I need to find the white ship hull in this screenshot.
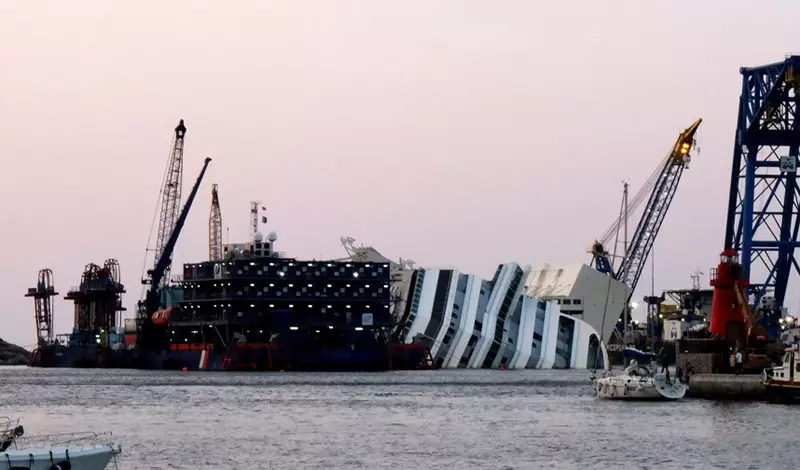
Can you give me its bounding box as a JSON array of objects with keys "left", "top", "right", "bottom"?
[
  {"left": 0, "top": 444, "right": 121, "bottom": 470},
  {"left": 396, "top": 264, "right": 609, "bottom": 370}
]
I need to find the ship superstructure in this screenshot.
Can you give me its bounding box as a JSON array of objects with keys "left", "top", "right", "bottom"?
[{"left": 161, "top": 231, "right": 414, "bottom": 370}]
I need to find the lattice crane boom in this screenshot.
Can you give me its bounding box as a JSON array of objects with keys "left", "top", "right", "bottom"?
[
  {"left": 615, "top": 118, "right": 702, "bottom": 299},
  {"left": 209, "top": 183, "right": 222, "bottom": 261},
  {"left": 597, "top": 153, "right": 672, "bottom": 248},
  {"left": 154, "top": 119, "right": 187, "bottom": 287}
]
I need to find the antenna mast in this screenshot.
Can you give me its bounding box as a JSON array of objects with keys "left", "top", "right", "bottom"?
[{"left": 250, "top": 201, "right": 266, "bottom": 236}]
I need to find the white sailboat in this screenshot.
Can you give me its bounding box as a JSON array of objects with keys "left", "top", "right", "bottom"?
[
  {"left": 588, "top": 180, "right": 688, "bottom": 401},
  {"left": 0, "top": 417, "right": 121, "bottom": 470},
  {"left": 594, "top": 348, "right": 687, "bottom": 400}
]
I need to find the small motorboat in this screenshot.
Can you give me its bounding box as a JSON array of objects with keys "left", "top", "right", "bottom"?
[
  {"left": 593, "top": 347, "right": 688, "bottom": 400},
  {"left": 762, "top": 343, "right": 800, "bottom": 403},
  {"left": 0, "top": 417, "right": 121, "bottom": 470}
]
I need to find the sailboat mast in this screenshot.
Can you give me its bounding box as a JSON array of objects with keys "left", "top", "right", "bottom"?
[
  {"left": 651, "top": 243, "right": 656, "bottom": 351},
  {"left": 623, "top": 182, "right": 629, "bottom": 335}
]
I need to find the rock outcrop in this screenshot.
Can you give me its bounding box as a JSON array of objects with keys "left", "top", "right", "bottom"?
[{"left": 0, "top": 338, "right": 32, "bottom": 366}]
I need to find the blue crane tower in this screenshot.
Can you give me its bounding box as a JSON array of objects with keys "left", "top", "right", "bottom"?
[{"left": 724, "top": 55, "right": 800, "bottom": 337}]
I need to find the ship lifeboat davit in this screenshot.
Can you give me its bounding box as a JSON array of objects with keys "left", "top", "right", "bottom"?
[{"left": 152, "top": 308, "right": 173, "bottom": 326}]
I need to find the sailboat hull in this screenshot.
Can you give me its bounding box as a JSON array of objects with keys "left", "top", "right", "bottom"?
[{"left": 595, "top": 372, "right": 688, "bottom": 400}]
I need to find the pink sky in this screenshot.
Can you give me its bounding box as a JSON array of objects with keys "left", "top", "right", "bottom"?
[{"left": 2, "top": 0, "right": 799, "bottom": 347}]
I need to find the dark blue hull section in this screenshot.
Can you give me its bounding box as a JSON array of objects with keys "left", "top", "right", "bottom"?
[{"left": 32, "top": 343, "right": 429, "bottom": 371}]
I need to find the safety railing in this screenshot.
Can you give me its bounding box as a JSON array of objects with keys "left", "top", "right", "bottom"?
[{"left": 10, "top": 431, "right": 115, "bottom": 450}]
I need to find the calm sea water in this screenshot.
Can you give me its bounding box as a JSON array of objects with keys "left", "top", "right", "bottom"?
[{"left": 0, "top": 366, "right": 795, "bottom": 469}]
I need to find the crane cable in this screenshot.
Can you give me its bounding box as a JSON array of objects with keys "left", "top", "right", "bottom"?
[
  {"left": 139, "top": 131, "right": 179, "bottom": 300},
  {"left": 598, "top": 150, "right": 672, "bottom": 247}
]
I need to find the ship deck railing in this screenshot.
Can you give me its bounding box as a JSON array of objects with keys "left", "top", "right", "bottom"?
[
  {"left": 0, "top": 417, "right": 19, "bottom": 434},
  {"left": 9, "top": 431, "right": 115, "bottom": 450}
]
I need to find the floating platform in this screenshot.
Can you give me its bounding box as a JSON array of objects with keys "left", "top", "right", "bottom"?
[{"left": 687, "top": 374, "right": 766, "bottom": 401}]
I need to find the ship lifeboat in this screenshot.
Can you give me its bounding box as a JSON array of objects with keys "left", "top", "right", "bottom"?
[{"left": 151, "top": 308, "right": 173, "bottom": 326}]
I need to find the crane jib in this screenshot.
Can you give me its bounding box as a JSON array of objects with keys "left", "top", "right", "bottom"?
[
  {"left": 613, "top": 118, "right": 702, "bottom": 304},
  {"left": 146, "top": 157, "right": 212, "bottom": 314}
]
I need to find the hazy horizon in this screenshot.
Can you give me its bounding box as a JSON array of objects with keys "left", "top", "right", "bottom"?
[{"left": 3, "top": 0, "right": 800, "bottom": 347}]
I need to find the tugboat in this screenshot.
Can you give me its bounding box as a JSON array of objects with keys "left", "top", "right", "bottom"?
[
  {"left": 762, "top": 344, "right": 800, "bottom": 403},
  {"left": 594, "top": 347, "right": 688, "bottom": 400}
]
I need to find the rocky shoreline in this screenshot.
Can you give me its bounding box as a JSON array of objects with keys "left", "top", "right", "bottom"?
[{"left": 0, "top": 338, "right": 32, "bottom": 366}]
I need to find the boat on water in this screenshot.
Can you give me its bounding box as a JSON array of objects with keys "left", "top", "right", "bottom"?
[
  {"left": 31, "top": 233, "right": 433, "bottom": 372},
  {"left": 29, "top": 227, "right": 613, "bottom": 372},
  {"left": 0, "top": 417, "right": 121, "bottom": 470},
  {"left": 594, "top": 348, "right": 688, "bottom": 400},
  {"left": 762, "top": 343, "right": 800, "bottom": 403}
]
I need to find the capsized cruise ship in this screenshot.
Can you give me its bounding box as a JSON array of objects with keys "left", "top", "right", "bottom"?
[{"left": 341, "top": 238, "right": 631, "bottom": 370}]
